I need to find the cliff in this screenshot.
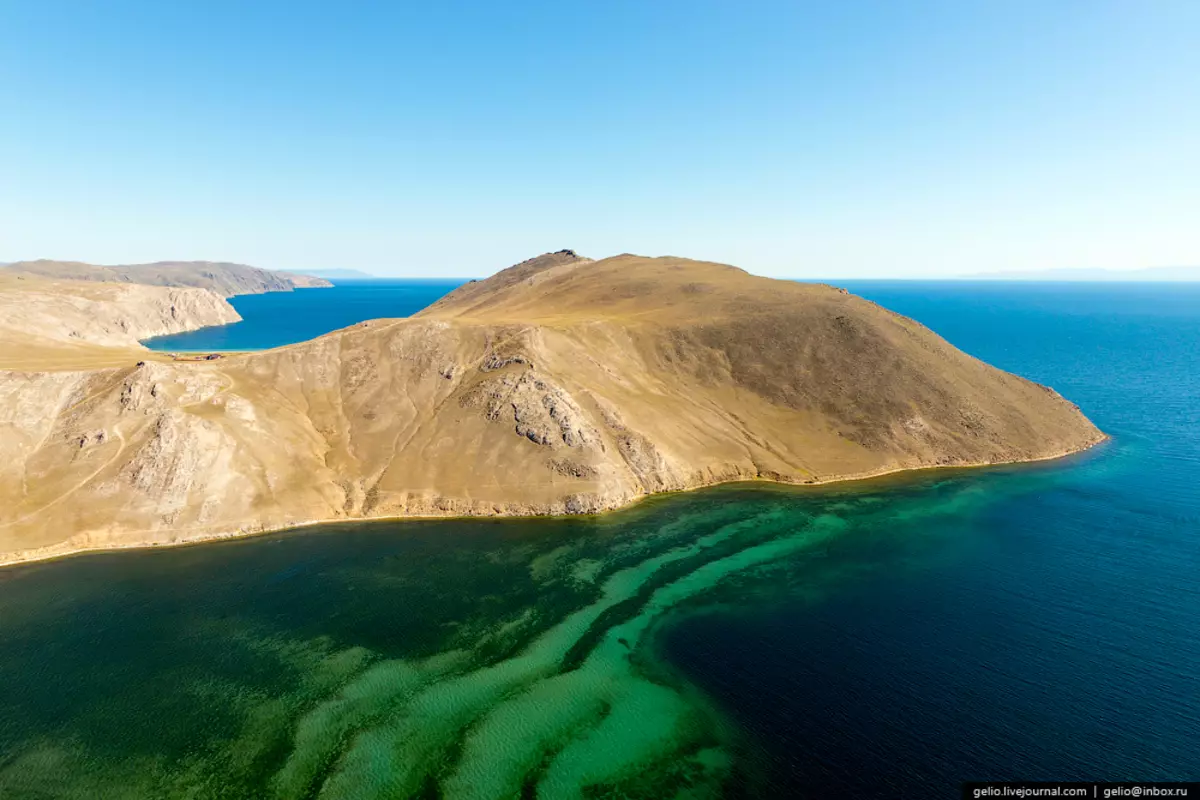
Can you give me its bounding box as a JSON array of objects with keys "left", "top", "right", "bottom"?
[
  {"left": 0, "top": 252, "right": 1104, "bottom": 565},
  {"left": 0, "top": 273, "right": 241, "bottom": 370}
]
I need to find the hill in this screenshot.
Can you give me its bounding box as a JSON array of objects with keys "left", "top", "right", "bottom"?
[
  {"left": 0, "top": 251, "right": 1103, "bottom": 565},
  {"left": 4, "top": 259, "right": 331, "bottom": 296},
  {"left": 0, "top": 272, "right": 239, "bottom": 370}
]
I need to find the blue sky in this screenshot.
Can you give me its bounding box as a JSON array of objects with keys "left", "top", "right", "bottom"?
[{"left": 2, "top": 1, "right": 1197, "bottom": 278}]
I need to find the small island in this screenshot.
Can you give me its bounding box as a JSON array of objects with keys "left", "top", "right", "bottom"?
[{"left": 0, "top": 251, "right": 1104, "bottom": 566}]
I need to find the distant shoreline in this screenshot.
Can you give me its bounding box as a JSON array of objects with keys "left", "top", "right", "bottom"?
[{"left": 137, "top": 277, "right": 469, "bottom": 353}]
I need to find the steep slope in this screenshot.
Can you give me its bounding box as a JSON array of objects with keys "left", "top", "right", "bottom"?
[
  {"left": 421, "top": 249, "right": 590, "bottom": 314},
  {"left": 0, "top": 273, "right": 240, "bottom": 370},
  {"left": 419, "top": 253, "right": 1102, "bottom": 469},
  {"left": 0, "top": 252, "right": 1104, "bottom": 565},
  {"left": 5, "top": 259, "right": 331, "bottom": 296}
]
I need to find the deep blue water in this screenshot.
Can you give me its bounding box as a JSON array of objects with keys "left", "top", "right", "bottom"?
[
  {"left": 0, "top": 281, "right": 1197, "bottom": 797},
  {"left": 662, "top": 281, "right": 1200, "bottom": 796},
  {"left": 141, "top": 279, "right": 467, "bottom": 352}
]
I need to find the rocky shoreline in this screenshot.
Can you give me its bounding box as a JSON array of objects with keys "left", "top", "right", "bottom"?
[{"left": 0, "top": 433, "right": 1107, "bottom": 570}]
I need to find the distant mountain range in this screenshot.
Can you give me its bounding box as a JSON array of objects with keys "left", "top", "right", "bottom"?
[
  {"left": 965, "top": 266, "right": 1200, "bottom": 282},
  {"left": 279, "top": 267, "right": 377, "bottom": 280}
]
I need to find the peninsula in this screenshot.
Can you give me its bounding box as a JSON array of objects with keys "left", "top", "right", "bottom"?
[
  {"left": 4, "top": 259, "right": 332, "bottom": 296},
  {"left": 0, "top": 251, "right": 1104, "bottom": 565}
]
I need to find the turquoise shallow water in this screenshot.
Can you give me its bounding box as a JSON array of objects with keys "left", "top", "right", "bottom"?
[
  {"left": 141, "top": 279, "right": 467, "bottom": 352},
  {"left": 1, "top": 281, "right": 1197, "bottom": 798}
]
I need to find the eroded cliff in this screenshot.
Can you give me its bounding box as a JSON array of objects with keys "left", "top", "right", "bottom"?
[{"left": 0, "top": 273, "right": 242, "bottom": 372}]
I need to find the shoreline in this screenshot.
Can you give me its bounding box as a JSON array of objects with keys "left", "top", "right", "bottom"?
[
  {"left": 0, "top": 434, "right": 1109, "bottom": 571},
  {"left": 136, "top": 282, "right": 337, "bottom": 352}
]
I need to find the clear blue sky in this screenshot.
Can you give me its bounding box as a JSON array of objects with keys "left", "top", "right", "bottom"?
[{"left": 2, "top": 1, "right": 1197, "bottom": 278}]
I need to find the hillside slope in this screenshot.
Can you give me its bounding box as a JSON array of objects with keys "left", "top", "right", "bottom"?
[
  {"left": 0, "top": 252, "right": 1104, "bottom": 565},
  {"left": 5, "top": 259, "right": 331, "bottom": 296},
  {"left": 0, "top": 272, "right": 241, "bottom": 370}
]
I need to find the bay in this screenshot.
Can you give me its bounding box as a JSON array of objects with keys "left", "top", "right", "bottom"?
[
  {"left": 141, "top": 279, "right": 468, "bottom": 352},
  {"left": 2, "top": 281, "right": 1197, "bottom": 798}
]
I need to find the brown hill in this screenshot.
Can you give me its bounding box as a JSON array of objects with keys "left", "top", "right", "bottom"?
[
  {"left": 4, "top": 259, "right": 331, "bottom": 297},
  {"left": 0, "top": 252, "right": 1104, "bottom": 565},
  {"left": 0, "top": 272, "right": 240, "bottom": 370}
]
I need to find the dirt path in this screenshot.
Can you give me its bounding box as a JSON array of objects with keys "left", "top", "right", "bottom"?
[{"left": 2, "top": 428, "right": 128, "bottom": 530}]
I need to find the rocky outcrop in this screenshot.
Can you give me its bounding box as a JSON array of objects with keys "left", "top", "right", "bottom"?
[
  {"left": 464, "top": 370, "right": 602, "bottom": 449},
  {"left": 0, "top": 277, "right": 242, "bottom": 349}
]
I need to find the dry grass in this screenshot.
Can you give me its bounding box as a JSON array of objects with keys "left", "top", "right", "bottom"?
[{"left": 0, "top": 252, "right": 1104, "bottom": 565}]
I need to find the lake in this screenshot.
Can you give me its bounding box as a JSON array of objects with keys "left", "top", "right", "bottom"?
[
  {"left": 1, "top": 281, "right": 1197, "bottom": 798},
  {"left": 141, "top": 279, "right": 468, "bottom": 352}
]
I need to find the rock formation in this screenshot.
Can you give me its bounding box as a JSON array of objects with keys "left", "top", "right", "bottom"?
[{"left": 0, "top": 273, "right": 241, "bottom": 349}]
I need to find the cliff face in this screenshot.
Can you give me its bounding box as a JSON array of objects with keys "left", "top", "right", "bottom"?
[
  {"left": 0, "top": 253, "right": 1105, "bottom": 565},
  {"left": 4, "top": 259, "right": 332, "bottom": 296},
  {"left": 0, "top": 274, "right": 241, "bottom": 357}
]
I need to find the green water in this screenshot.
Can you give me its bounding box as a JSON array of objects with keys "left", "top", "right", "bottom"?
[
  {"left": 4, "top": 282, "right": 1200, "bottom": 796},
  {"left": 0, "top": 472, "right": 1040, "bottom": 799}
]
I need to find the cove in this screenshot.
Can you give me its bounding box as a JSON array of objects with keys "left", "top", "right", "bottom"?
[{"left": 141, "top": 279, "right": 467, "bottom": 352}]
